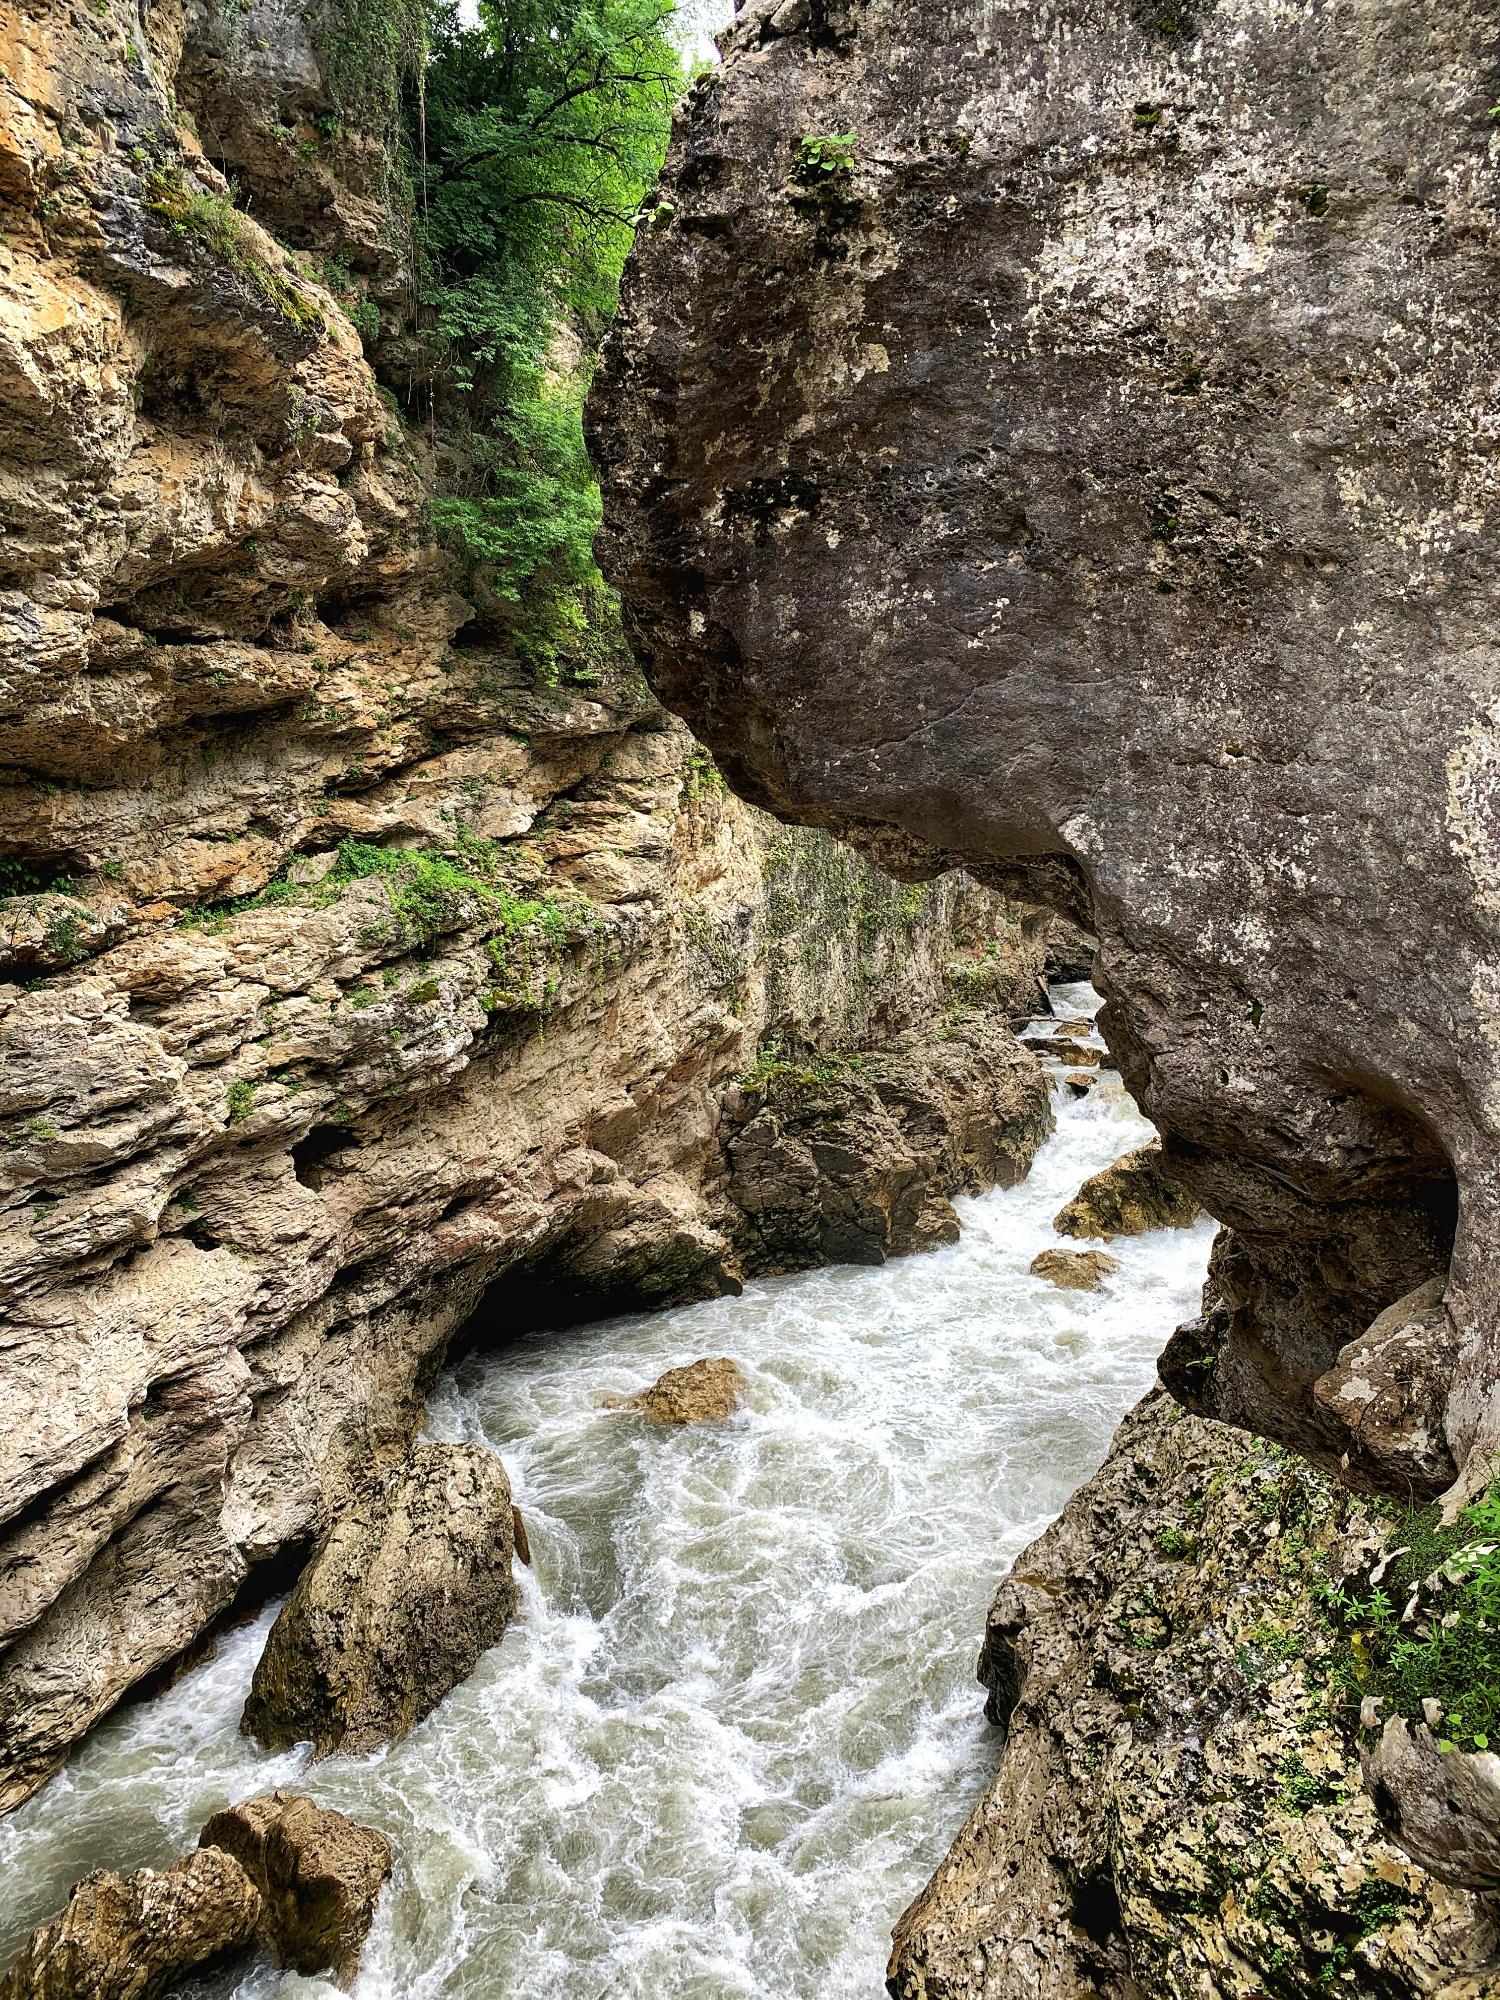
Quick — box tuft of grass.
[145,170,324,330]
[1322,1485,1500,1750]
[225,1079,257,1124]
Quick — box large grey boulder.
[593,0,1494,1499]
[242,1442,518,1757]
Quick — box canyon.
[0,0,1059,1818]
[1,0,1498,1992]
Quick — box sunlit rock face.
[0,0,1053,1815]
[594,0,1500,1495]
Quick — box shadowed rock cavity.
[592,0,1495,1501]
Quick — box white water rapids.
[0,986,1215,1998]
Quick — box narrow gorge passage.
[0,991,1214,1998]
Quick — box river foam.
[0,985,1215,1998]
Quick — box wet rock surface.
[606,1355,749,1423]
[241,1442,518,1757]
[595,0,1492,1494]
[1028,1247,1117,1292]
[200,1790,391,1985]
[0,1846,261,2000]
[1053,1142,1201,1241]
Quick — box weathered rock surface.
[241,1442,517,1757]
[1053,1141,1201,1241]
[606,1355,748,1423]
[725,1011,1050,1271]
[0,0,1056,1806]
[0,1846,261,2000]
[199,1791,391,1985]
[594,0,1491,1500]
[889,1393,1500,2000]
[1312,1277,1459,1495]
[1362,1722,1500,1898]
[1028,1247,1116,1292]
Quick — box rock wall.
[0,0,1057,1811]
[593,0,1500,1984]
[593,0,1498,1502]
[888,1393,1498,2000]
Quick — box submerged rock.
[1035,1037,1100,1068]
[241,1444,517,1758]
[606,1356,748,1423]
[1029,1248,1118,1292]
[0,1847,261,2000]
[1053,1143,1200,1241]
[199,1792,391,1986]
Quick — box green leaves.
[408,0,679,673]
[795,132,857,177]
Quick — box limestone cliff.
[594,0,1494,1500]
[888,1395,1498,2000]
[0,0,1055,1810]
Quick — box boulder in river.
[1029,1248,1119,1292]
[0,1847,261,2000]
[241,1442,518,1757]
[1038,1037,1100,1068]
[200,1791,392,1986]
[605,1356,748,1423]
[1054,1143,1200,1241]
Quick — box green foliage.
[1324,1484,1500,1751]
[315,0,427,137]
[795,132,856,177]
[737,1042,868,1097]
[225,1079,257,1124]
[407,0,679,673]
[181,836,601,1012]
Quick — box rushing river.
[0,986,1215,1999]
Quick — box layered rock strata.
[0,0,1055,1809]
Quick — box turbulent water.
[0,986,1215,1999]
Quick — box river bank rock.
[888,1393,1497,1998]
[1029,1248,1118,1292]
[242,1444,517,1757]
[596,0,1489,1511]
[1360,1721,1500,1896]
[200,1792,391,1985]
[0,1847,261,2000]
[1053,1143,1200,1241]
[725,1013,1051,1273]
[605,1356,749,1423]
